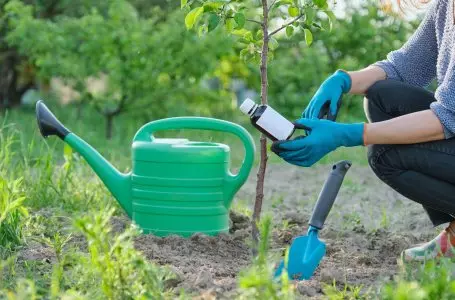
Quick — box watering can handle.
[133,117,256,204]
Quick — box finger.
[294,118,318,130]
[303,100,315,119]
[317,100,330,119]
[279,147,311,160]
[271,137,306,151]
[329,95,342,119]
[283,158,312,168]
[271,141,287,154]
[309,99,328,119]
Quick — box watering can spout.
[36,101,132,217]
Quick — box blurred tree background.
[0,0,419,138]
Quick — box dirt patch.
[134,211,252,298]
[130,163,440,298]
[18,241,56,264]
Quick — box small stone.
[194,270,214,288]
[234,229,249,241]
[229,211,250,224]
[283,212,305,225]
[297,283,317,297]
[319,268,345,284]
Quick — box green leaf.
[304,28,313,46]
[305,7,315,25]
[204,2,224,12]
[225,18,234,33]
[256,29,263,39]
[269,37,279,50]
[198,24,208,36]
[232,28,249,36]
[312,0,328,9]
[288,6,299,17]
[185,6,204,30]
[285,26,294,37]
[312,22,322,29]
[244,31,253,41]
[273,0,293,9]
[63,144,72,161]
[208,13,220,32]
[181,0,187,9]
[234,12,245,29]
[324,10,336,31]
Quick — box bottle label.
[256,107,295,140]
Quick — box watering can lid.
[133,138,230,163]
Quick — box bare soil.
[135,163,439,298]
[19,163,440,299]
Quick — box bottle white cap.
[239,98,257,115]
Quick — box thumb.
[329,95,342,116]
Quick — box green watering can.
[36,101,255,237]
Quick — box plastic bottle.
[239,98,295,141]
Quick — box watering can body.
[36,101,255,237]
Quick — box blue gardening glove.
[303,70,351,120]
[271,118,364,167]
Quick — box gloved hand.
[271,118,364,167]
[303,70,351,120]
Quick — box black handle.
[309,160,351,230]
[36,100,71,140]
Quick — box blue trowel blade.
[286,232,326,280]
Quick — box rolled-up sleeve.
[373,1,438,88]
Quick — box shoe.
[400,228,455,263]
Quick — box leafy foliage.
[4,0,236,137]
[181,0,336,64]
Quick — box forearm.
[364,110,445,145]
[346,66,386,95]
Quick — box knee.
[363,80,391,123]
[367,144,397,182]
[365,80,390,100]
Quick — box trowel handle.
[309,160,351,230]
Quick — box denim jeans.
[365,79,455,226]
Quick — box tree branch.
[268,14,305,37]
[246,19,263,26]
[268,0,278,12]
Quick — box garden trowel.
[275,160,352,280]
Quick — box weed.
[271,195,284,209]
[237,215,295,299]
[323,281,368,299]
[233,198,252,217]
[341,211,362,230]
[380,207,389,229]
[382,258,455,300]
[73,209,174,299]
[0,176,28,257]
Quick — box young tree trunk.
[0,50,36,110]
[252,0,270,248]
